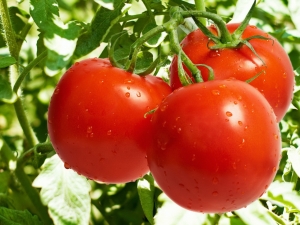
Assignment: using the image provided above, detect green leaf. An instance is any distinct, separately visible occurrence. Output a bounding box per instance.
[288,0,300,31]
[263,180,300,210]
[230,0,255,23]
[0,172,10,193]
[30,0,83,75]
[94,0,114,10]
[0,57,16,68]
[0,207,42,225]
[0,76,17,103]
[134,51,153,74]
[287,147,300,178]
[74,0,126,58]
[32,154,91,225]
[137,174,155,224]
[154,193,219,225]
[235,201,278,225]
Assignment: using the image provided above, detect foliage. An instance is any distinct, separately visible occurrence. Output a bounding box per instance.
[0,0,300,224]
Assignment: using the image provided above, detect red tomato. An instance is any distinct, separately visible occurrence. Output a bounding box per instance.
[148,79,281,213]
[170,23,294,121]
[48,58,171,184]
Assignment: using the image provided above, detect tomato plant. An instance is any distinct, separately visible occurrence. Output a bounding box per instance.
[48,58,171,183]
[170,23,295,121]
[148,79,281,213]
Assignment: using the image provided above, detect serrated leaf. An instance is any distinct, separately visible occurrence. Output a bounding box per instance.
[74,0,126,58]
[235,201,277,225]
[138,174,155,224]
[263,180,300,210]
[0,207,42,225]
[32,154,91,225]
[0,76,17,103]
[30,0,82,75]
[0,56,16,68]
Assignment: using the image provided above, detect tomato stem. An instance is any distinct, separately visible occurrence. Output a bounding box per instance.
[194,0,206,26]
[169,29,203,82]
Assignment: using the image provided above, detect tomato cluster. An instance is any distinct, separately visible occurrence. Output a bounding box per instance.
[48,24,292,213]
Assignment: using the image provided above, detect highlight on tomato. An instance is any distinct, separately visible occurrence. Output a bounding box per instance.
[148,78,281,213]
[48,58,172,184]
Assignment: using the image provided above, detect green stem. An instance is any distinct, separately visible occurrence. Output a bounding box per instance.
[14,98,39,148]
[0,137,17,163]
[0,0,18,60]
[13,50,47,92]
[15,165,52,225]
[16,17,34,55]
[181,10,232,43]
[194,0,206,26]
[169,29,203,82]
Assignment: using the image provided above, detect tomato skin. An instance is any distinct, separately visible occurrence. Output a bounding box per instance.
[170,23,294,121]
[48,58,171,184]
[148,79,281,213]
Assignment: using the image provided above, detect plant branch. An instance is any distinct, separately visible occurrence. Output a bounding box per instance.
[194,0,206,26]
[13,50,47,92]
[14,98,39,148]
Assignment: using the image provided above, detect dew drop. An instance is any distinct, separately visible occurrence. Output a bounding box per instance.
[64,162,71,169]
[160,105,167,111]
[238,121,243,126]
[125,92,130,98]
[87,126,93,133]
[232,162,237,169]
[237,95,242,101]
[283,72,287,78]
[226,111,233,117]
[136,91,141,97]
[162,121,167,127]
[177,128,182,133]
[212,191,218,196]
[274,134,279,140]
[124,79,134,84]
[219,84,226,88]
[234,101,238,105]
[212,90,220,95]
[107,130,112,135]
[225,118,229,122]
[273,167,277,172]
[192,154,196,161]
[212,177,219,184]
[54,88,60,95]
[127,86,130,90]
[244,126,248,131]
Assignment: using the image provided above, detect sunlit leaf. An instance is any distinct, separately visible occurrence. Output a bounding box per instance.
[288,0,300,31]
[30,0,82,75]
[230,0,255,23]
[33,154,91,225]
[263,181,300,210]
[235,201,278,225]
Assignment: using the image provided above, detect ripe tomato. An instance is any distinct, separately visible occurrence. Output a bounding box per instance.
[147,79,281,213]
[48,58,171,184]
[170,23,294,121]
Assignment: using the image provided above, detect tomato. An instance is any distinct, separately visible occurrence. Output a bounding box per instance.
[147,79,281,213]
[48,58,171,184]
[170,23,294,121]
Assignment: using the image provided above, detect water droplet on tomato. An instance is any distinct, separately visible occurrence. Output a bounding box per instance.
[64,162,71,169]
[225,118,229,122]
[160,105,167,111]
[87,126,93,133]
[273,167,277,172]
[90,133,94,138]
[162,121,167,127]
[192,154,196,161]
[212,177,219,184]
[232,162,237,169]
[283,72,287,78]
[177,128,182,133]
[226,111,232,117]
[234,101,238,105]
[244,126,248,131]
[219,84,226,88]
[136,91,141,97]
[212,191,218,196]
[54,88,60,95]
[127,86,130,90]
[274,134,279,139]
[176,117,180,121]
[238,121,243,126]
[125,92,130,98]
[212,90,220,95]
[107,130,112,135]
[124,79,134,84]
